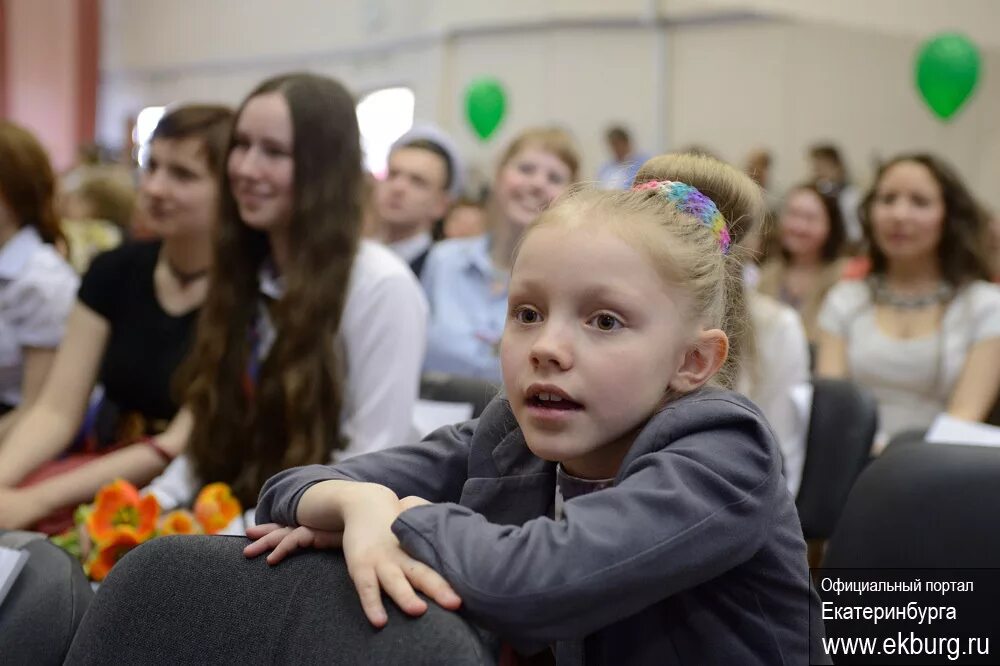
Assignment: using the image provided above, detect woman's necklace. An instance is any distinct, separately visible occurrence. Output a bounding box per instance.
[871,275,953,309]
[163,255,210,288]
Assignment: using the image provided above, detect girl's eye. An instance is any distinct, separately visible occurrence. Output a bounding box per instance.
[590,313,623,331]
[512,306,540,324]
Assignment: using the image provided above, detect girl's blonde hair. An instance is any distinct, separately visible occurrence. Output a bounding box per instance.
[497,127,580,181]
[527,152,763,390]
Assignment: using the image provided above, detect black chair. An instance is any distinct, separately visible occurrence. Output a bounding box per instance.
[419,373,500,419]
[823,443,1000,568]
[795,379,878,542]
[65,535,495,665]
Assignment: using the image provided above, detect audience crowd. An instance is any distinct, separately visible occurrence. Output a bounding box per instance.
[2,67,999,665]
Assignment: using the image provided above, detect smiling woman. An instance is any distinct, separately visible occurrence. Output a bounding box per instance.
[0,105,233,532]
[420,127,580,384]
[141,72,429,514]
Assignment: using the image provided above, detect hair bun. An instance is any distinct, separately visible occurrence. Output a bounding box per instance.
[633,152,764,247]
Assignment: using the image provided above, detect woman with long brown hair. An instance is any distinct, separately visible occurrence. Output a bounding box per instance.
[146,72,428,515]
[0,122,78,433]
[0,106,232,530]
[757,183,848,343]
[816,153,1000,450]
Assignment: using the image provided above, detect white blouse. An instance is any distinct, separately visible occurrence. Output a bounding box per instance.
[737,292,811,497]
[0,227,79,406]
[148,240,429,515]
[819,279,1000,443]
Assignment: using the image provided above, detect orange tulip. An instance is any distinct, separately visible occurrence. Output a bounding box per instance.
[85,479,160,544]
[159,510,202,536]
[194,483,242,534]
[86,528,142,582]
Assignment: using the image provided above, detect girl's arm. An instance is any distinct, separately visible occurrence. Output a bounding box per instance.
[814,330,849,379]
[947,337,1000,422]
[0,346,56,440]
[0,303,109,486]
[256,415,479,526]
[391,401,783,644]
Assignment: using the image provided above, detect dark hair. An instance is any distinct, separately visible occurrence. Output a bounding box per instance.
[781,183,846,263]
[0,121,64,246]
[152,104,234,175]
[451,196,484,209]
[860,153,991,287]
[180,73,363,506]
[606,126,630,143]
[395,138,453,191]
[809,143,845,168]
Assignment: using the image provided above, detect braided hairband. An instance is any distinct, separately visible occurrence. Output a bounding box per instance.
[632,180,731,254]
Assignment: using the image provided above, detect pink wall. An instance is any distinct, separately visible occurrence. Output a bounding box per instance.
[2,0,99,172]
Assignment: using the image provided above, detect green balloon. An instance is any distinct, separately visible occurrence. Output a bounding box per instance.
[915,33,980,120]
[464,78,506,140]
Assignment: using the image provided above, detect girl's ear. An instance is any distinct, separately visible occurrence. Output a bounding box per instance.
[669,329,729,393]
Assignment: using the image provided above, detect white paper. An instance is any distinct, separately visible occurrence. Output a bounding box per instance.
[926,413,1000,448]
[0,546,30,609]
[413,399,474,438]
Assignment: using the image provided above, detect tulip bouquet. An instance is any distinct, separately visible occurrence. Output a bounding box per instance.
[51,479,242,581]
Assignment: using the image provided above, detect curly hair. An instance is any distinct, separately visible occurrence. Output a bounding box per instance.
[178,73,363,506]
[861,153,991,287]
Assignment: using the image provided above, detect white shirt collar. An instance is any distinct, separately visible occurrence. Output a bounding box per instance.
[387,231,432,265]
[257,255,286,300]
[0,226,44,280]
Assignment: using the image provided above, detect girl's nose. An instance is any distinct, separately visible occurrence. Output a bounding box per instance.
[529,324,573,370]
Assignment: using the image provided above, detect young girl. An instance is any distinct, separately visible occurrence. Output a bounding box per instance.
[247,153,824,664]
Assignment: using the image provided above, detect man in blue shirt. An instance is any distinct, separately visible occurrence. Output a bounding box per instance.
[597,126,649,190]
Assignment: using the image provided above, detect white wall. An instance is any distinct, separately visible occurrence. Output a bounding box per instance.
[669,19,1000,207]
[98,0,1000,207]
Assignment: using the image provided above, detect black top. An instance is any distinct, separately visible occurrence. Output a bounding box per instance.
[78,241,198,424]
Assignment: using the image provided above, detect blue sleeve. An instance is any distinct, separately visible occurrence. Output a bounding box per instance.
[391,405,782,643]
[256,418,477,525]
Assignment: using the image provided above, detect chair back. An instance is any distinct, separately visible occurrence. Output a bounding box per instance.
[824,443,1000,568]
[66,535,494,665]
[796,378,877,539]
[420,372,499,419]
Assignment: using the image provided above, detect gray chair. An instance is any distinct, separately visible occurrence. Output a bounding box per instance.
[420,372,500,419]
[0,530,93,666]
[65,535,495,665]
[795,379,878,541]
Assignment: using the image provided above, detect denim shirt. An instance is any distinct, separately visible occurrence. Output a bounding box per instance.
[420,234,507,384]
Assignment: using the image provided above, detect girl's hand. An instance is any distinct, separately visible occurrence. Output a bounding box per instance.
[243,522,343,565]
[340,487,461,627]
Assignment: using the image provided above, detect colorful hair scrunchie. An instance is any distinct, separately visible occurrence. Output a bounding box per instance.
[632,179,731,254]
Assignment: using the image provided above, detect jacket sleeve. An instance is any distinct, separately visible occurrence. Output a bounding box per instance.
[391,405,782,643]
[256,418,477,526]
